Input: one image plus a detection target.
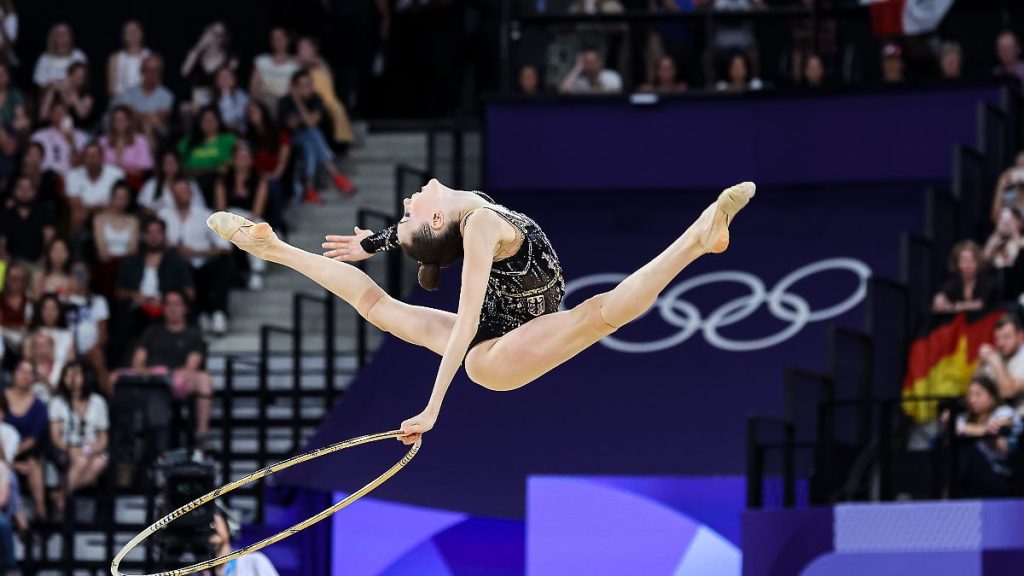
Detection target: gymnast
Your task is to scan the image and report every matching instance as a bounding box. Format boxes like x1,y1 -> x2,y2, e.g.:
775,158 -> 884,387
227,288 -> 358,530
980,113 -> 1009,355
207,179 -> 755,445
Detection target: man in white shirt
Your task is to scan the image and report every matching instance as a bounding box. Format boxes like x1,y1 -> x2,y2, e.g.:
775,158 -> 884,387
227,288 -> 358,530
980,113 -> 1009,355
65,142 -> 125,234
158,177 -> 233,335
559,49 -> 623,94
29,101 -> 88,178
978,313 -> 1024,414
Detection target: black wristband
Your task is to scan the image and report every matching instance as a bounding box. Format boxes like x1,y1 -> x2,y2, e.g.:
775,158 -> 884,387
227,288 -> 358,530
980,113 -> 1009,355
359,225 -> 400,253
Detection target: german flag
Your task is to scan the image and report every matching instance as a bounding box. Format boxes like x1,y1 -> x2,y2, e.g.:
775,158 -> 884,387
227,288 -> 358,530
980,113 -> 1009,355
902,311 -> 1003,422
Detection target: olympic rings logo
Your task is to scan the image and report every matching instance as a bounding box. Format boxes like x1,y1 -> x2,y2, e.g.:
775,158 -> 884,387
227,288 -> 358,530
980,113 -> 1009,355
563,258 -> 872,353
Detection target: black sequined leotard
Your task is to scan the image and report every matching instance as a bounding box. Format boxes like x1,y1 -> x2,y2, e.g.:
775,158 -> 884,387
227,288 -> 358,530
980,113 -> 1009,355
359,192 -> 565,349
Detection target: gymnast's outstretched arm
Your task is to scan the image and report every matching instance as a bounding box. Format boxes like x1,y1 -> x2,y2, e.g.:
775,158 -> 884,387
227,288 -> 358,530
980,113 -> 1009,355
396,210 -> 503,444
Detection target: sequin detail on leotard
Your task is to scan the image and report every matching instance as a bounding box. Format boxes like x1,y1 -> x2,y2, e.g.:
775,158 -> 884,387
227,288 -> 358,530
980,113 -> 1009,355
462,201 -> 565,349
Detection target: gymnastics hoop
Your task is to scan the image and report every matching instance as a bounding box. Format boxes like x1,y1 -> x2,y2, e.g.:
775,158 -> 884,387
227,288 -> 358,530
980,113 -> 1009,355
111,430 -> 421,576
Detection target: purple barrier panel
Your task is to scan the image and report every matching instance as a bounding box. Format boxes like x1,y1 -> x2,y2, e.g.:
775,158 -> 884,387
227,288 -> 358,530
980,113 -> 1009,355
485,85 -> 1003,191
330,494 -> 525,576
980,500 -> 1024,549
742,508 -> 833,576
982,550 -> 1024,576
526,476 -> 742,576
801,551 -> 980,576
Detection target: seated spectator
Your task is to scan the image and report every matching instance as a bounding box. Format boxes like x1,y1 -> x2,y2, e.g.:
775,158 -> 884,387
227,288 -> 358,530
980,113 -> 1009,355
715,53 -> 763,92
0,176 -> 56,264
48,361 -> 108,515
66,262 -> 110,391
65,143 -> 126,234
29,100 -> 89,178
992,151 -> 1024,222
106,20 -> 150,99
214,67 -> 248,134
5,360 -> 49,518
978,313 -> 1024,414
114,55 -> 174,145
0,263 -> 30,352
138,150 -> 207,214
32,22 -> 87,90
994,31 -> 1024,83
99,105 -> 155,178
518,65 -> 540,95
180,22 -> 238,110
0,0 -> 17,68
637,55 -> 687,93
802,54 -> 826,88
279,70 -> 355,202
15,143 -> 62,216
39,62 -> 95,129
215,144 -> 268,291
698,0 -> 762,83
296,36 -> 354,147
940,41 -> 963,80
950,375 -> 1020,497
178,106 -> 236,200
933,240 -> 995,313
0,62 -> 26,190
983,207 -> 1024,295
160,177 -> 233,334
0,393 -> 28,534
881,43 -> 905,84
120,291 -> 212,439
250,27 -> 298,115
244,101 -> 290,181
210,506 -> 280,576
0,395 -> 19,573
113,217 -> 194,359
243,101 -> 290,233
93,181 -> 139,265
28,293 -> 74,379
559,50 -> 623,94
32,238 -> 72,300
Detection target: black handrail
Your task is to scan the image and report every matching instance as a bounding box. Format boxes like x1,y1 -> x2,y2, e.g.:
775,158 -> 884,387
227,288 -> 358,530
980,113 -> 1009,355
258,325 -> 292,523
746,415 -> 797,509
356,208 -> 401,369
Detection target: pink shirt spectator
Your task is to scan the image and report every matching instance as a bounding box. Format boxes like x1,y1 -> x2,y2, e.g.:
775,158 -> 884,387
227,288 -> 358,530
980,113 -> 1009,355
30,127 -> 89,177
99,134 -> 154,174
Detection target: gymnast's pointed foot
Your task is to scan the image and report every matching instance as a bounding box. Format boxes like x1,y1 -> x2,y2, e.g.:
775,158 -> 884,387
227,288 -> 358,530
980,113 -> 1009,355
697,181 -> 756,254
207,212 -> 280,260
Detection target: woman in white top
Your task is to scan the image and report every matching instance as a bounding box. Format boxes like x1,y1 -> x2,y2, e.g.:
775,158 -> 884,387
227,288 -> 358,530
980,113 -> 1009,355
93,181 -> 140,262
250,27 -> 298,114
32,22 -> 87,88
49,361 -> 109,511
138,149 -> 207,213
107,20 -> 150,98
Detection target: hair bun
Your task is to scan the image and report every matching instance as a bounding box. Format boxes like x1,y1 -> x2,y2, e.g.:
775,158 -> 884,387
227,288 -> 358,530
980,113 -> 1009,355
418,263 -> 441,291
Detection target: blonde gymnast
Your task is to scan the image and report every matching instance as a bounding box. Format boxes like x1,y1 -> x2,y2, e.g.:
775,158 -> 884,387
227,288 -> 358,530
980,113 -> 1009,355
207,180 -> 755,445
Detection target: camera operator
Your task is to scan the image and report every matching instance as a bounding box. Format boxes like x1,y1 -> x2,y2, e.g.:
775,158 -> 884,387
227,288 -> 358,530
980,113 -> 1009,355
202,505 -> 279,576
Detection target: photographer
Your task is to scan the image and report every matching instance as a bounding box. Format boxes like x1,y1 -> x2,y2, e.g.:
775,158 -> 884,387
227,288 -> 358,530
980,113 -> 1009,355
204,506 -> 278,576
984,208 -> 1024,300
992,152 -> 1024,223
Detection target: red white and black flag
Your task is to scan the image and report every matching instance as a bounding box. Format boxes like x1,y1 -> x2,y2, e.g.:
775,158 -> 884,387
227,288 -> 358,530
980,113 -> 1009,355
868,0 -> 955,37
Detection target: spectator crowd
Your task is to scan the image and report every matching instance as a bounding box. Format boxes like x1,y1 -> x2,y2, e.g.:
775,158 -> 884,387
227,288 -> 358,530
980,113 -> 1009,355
0,5 -> 361,568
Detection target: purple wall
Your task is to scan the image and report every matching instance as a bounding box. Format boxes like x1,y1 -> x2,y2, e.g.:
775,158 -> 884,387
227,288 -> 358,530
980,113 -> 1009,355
485,85 -> 1003,191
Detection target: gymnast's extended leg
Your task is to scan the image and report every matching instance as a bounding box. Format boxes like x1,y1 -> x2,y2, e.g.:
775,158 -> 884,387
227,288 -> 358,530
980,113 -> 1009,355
466,182 -> 755,390
208,213 -> 456,355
